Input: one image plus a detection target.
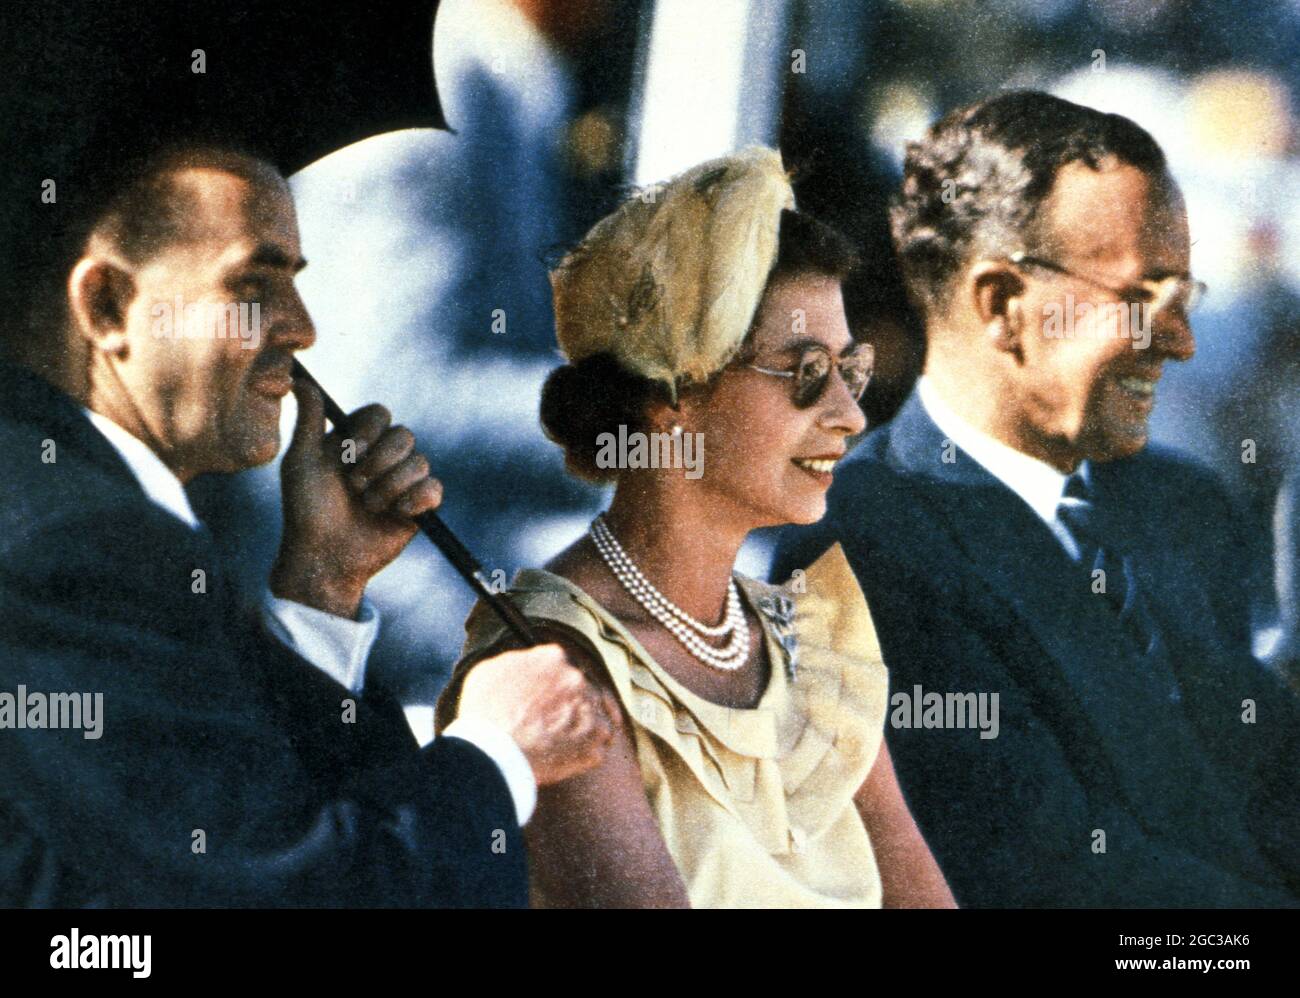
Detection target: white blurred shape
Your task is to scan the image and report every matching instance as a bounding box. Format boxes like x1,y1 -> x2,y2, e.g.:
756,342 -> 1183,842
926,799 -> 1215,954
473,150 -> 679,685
517,512 -> 602,567
634,0 -> 753,184
435,0 -> 570,133
404,704 -> 437,747
1051,66 -> 1190,173
868,82 -> 936,169
736,532 -> 774,581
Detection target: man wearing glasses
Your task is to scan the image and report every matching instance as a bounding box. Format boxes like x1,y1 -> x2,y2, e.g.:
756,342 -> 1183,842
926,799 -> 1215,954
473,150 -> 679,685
774,91 -> 1299,907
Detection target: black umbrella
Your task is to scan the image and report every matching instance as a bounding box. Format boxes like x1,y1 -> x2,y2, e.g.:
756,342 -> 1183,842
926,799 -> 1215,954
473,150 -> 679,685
4,0 -> 447,173
3,0 -> 538,644
4,0 -> 451,281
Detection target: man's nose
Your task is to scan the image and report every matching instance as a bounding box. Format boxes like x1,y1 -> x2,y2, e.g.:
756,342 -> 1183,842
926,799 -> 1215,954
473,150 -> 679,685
1152,307 -> 1195,363
267,286 -> 316,352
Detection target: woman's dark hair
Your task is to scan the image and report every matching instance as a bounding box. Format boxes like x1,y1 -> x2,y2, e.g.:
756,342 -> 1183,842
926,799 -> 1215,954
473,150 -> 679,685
767,207 -> 860,288
540,353 -> 672,482
540,208 -> 858,482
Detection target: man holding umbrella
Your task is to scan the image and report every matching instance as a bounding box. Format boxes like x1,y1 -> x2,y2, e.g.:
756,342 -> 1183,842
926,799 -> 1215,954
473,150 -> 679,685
0,1 -> 616,906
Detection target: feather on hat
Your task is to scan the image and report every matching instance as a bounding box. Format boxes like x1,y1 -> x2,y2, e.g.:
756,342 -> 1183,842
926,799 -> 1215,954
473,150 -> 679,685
550,146 -> 795,401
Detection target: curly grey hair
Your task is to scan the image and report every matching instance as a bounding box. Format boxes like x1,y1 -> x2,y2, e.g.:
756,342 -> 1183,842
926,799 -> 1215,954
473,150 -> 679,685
889,90 -> 1169,317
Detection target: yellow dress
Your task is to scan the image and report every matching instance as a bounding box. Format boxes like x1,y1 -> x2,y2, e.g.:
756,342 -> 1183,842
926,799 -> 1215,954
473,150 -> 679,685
439,543 -> 890,908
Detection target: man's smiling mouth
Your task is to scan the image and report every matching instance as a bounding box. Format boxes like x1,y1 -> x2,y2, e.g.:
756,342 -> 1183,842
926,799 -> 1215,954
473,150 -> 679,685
1116,375 -> 1156,398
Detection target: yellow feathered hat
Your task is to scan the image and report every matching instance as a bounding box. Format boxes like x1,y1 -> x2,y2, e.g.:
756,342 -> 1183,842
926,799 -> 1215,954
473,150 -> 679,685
550,146 -> 795,401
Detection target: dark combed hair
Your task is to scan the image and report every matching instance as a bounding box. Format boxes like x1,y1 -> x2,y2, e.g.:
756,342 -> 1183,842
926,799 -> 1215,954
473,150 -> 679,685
2,141 -> 269,355
889,90 -> 1168,316
541,207 -> 858,482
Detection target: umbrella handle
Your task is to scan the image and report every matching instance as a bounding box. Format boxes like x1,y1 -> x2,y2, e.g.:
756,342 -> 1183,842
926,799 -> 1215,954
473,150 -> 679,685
290,359 -> 539,647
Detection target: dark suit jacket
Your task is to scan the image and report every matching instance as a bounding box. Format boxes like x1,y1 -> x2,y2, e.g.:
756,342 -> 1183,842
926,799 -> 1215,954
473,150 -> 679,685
0,362 -> 527,907
773,392 -> 1300,908
1273,470 -> 1300,675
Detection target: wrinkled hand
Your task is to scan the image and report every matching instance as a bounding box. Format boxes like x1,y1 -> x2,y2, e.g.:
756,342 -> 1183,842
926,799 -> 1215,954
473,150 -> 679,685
270,379 -> 443,618
457,644 -> 621,786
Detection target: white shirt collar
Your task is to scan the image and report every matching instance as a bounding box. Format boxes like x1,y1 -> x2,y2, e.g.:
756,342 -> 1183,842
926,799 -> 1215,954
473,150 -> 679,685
81,408 -> 202,530
915,375 -> 1071,527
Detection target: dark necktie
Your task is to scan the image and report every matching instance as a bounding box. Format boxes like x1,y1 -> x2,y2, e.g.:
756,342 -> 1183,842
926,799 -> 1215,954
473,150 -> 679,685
1056,470 -> 1172,689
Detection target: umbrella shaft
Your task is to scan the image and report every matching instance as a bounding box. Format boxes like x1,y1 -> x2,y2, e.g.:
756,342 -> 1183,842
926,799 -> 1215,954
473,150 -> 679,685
291,360 -> 538,647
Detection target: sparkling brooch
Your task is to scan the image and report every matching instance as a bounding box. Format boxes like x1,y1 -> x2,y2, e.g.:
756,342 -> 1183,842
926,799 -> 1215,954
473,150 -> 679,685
756,593 -> 799,682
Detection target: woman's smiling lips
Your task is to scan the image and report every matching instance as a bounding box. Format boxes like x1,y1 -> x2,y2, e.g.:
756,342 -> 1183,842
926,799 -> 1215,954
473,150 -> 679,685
792,452 -> 843,486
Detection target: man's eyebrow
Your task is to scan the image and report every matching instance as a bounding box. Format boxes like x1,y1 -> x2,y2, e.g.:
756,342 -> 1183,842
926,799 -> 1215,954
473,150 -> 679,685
776,337 -> 861,357
245,243 -> 308,272
1141,266 -> 1192,281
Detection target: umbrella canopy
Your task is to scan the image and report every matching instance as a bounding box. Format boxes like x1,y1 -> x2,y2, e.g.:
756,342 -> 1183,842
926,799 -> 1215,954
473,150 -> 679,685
2,0 -> 446,277
4,0 -> 446,175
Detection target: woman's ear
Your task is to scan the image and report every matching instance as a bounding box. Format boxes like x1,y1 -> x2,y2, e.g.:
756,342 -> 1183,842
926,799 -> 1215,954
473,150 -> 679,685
67,253 -> 136,358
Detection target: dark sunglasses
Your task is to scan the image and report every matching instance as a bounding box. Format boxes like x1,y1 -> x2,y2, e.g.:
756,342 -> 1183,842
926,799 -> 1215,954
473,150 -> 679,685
747,343 -> 874,409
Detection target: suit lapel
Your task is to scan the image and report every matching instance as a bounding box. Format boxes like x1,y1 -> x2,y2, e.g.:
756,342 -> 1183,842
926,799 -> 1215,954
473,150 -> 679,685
881,393 -> 1215,827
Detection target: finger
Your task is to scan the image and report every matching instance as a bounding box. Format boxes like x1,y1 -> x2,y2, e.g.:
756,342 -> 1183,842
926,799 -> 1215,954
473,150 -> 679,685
590,709 -> 613,744
585,732 -> 611,767
482,643 -> 562,676
288,378 -> 325,454
393,476 -> 444,518
349,425 -> 415,491
559,665 -> 587,691
360,452 -> 431,512
476,645 -> 529,672
332,404 -> 392,462
600,690 -> 623,727
571,699 -> 593,731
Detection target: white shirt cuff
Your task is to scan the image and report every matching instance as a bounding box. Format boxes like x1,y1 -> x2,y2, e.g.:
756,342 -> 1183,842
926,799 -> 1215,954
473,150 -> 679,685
443,717 -> 538,827
260,590 -> 380,695
260,595 -> 536,825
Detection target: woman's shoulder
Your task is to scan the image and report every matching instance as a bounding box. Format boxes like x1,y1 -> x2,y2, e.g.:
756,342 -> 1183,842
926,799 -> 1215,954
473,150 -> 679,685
464,565 -> 618,650
438,564 -> 636,731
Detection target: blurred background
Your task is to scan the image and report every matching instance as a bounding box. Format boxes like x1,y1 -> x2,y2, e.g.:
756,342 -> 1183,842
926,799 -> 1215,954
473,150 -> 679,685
192,0 -> 1300,707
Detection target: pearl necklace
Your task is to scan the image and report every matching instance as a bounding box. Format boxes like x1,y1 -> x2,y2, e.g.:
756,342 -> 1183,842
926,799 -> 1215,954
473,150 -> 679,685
589,515 -> 750,671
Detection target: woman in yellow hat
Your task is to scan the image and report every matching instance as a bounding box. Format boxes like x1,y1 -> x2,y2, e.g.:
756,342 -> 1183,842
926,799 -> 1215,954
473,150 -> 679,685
438,147 -> 954,908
